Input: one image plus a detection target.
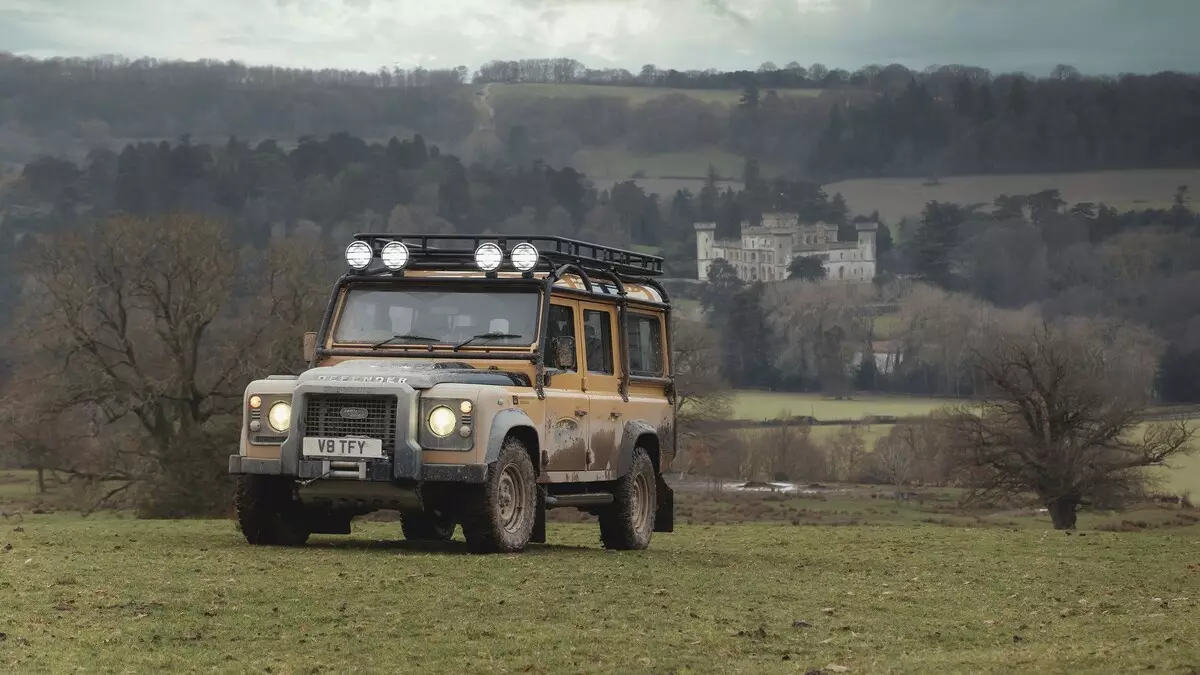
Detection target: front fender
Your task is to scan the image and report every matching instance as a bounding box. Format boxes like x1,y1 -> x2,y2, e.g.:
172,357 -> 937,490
484,408 -> 538,464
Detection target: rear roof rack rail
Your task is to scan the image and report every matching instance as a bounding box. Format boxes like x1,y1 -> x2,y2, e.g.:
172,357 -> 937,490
351,233 -> 664,278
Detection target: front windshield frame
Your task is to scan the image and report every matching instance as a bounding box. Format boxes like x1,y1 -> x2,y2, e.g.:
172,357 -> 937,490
328,281 -> 544,351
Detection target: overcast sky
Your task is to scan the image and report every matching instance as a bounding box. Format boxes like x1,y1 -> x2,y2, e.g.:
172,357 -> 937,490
3,0 -> 1198,76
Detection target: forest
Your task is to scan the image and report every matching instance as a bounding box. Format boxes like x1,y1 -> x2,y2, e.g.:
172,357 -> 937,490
2,53 -> 1199,181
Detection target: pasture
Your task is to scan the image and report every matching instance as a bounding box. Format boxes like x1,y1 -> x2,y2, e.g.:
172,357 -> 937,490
825,169 -> 1200,226
1,502 -> 1197,674
726,391 -> 1200,495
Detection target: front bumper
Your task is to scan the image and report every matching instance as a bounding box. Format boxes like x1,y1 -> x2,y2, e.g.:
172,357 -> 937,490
229,455 -> 488,483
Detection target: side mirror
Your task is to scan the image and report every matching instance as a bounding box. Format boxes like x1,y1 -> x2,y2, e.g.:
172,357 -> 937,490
303,332 -> 317,363
550,336 -> 576,370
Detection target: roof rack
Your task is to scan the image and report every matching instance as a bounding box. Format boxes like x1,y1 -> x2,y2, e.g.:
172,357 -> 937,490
350,233 -> 664,277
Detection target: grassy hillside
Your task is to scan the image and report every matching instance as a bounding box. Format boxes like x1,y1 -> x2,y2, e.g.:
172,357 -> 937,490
826,169 -> 1200,225
1,513 -> 1196,673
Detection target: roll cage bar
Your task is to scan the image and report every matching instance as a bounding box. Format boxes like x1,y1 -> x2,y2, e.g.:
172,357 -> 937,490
309,233 -> 675,406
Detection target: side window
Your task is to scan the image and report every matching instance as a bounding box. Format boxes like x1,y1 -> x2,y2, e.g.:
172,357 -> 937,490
582,309 -> 614,375
545,304 -> 576,372
627,313 -> 664,377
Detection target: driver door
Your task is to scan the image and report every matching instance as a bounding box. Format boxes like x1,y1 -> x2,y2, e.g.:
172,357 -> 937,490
542,300 -> 588,476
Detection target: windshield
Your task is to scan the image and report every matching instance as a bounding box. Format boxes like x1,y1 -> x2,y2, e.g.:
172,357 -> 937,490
333,286 -> 540,348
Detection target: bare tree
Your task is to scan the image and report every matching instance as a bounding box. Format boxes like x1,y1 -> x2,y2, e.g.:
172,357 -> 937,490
825,426 -> 868,482
872,428 -> 916,501
7,214 -> 332,515
763,281 -> 877,396
943,316 -> 1195,529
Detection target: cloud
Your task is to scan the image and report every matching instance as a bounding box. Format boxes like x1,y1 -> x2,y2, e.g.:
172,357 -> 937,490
1,0 -> 1197,75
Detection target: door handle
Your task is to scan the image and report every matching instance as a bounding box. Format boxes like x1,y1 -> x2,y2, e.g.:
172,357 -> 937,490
575,409 -> 588,417
610,411 -> 622,419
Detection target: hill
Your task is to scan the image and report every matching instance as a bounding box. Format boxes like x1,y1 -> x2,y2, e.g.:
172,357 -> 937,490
826,169 -> 1200,225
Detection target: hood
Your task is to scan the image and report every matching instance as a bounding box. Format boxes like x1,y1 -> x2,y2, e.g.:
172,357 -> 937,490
300,358 -> 531,389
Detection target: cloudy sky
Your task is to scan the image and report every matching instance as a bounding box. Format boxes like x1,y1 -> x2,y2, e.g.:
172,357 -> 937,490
3,0 -> 1197,76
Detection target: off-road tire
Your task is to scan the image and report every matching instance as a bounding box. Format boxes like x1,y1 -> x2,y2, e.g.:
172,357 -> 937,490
598,446 -> 656,550
234,475 -> 310,546
460,436 -> 537,554
400,512 -> 457,541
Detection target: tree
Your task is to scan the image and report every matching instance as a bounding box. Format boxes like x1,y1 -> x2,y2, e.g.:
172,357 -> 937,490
787,255 -> 827,281
944,316 -> 1194,530
10,214 -> 331,516
701,258 -> 743,316
872,428 -> 916,501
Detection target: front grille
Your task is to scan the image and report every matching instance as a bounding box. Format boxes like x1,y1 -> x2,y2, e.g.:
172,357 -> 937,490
303,394 -> 398,453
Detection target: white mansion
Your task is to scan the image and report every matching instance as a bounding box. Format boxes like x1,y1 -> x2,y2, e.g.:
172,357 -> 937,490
694,213 -> 878,283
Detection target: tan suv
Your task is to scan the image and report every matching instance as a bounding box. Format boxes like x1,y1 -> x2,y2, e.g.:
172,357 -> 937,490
228,234 -> 676,553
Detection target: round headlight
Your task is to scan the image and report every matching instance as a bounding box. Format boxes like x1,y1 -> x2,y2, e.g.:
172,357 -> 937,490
474,242 -> 503,272
510,243 -> 538,272
345,241 -> 372,270
267,401 -> 292,433
428,405 -> 457,438
381,241 -> 409,270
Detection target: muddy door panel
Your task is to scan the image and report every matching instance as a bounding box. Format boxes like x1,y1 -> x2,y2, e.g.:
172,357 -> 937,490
542,300 -> 589,474
580,302 -> 621,476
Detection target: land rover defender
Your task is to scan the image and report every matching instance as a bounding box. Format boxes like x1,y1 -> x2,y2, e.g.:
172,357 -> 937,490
228,234 -> 676,553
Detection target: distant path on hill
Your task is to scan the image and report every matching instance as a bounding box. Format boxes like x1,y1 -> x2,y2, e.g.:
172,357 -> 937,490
477,82 -> 495,131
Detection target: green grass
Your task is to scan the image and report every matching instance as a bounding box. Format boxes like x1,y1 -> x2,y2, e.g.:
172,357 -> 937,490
825,169 -> 1200,226
731,391 -> 962,422
570,146 -> 748,183
2,514 -> 1197,673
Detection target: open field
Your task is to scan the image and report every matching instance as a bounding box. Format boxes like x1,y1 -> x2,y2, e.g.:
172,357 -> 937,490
1,508 -> 1197,674
826,169 -> 1200,226
725,391 -> 1200,495
568,146 -> 756,192
481,83 -> 827,107
730,391 -> 962,422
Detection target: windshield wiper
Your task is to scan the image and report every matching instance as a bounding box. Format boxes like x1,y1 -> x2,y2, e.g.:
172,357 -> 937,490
454,332 -> 523,351
372,334 -> 440,349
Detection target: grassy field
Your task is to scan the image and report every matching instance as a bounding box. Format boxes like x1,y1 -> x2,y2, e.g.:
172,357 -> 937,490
726,391 -> 1200,495
826,169 -> 1200,226
568,146 -> 757,193
482,83 -> 827,107
1,508 -> 1197,674
730,391 -> 961,422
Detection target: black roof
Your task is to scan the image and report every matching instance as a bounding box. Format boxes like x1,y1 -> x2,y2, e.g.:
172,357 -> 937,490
350,233 -> 664,277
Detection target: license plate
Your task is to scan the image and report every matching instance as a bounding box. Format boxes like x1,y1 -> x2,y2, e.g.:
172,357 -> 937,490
302,437 -> 384,459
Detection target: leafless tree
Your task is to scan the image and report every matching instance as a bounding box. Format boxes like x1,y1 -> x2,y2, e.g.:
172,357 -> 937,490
763,281 -> 877,396
943,315 -> 1195,529
872,428 -> 916,501
6,214 -> 332,516
670,315 -> 734,477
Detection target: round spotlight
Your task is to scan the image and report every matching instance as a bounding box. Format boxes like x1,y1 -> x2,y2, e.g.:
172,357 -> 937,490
474,242 -> 503,272
249,395 -> 262,410
381,241 -> 410,270
510,243 -> 538,272
459,400 -> 473,414
345,241 -> 373,270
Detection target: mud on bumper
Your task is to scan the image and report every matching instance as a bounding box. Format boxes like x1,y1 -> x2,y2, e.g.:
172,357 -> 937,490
228,455 -> 488,483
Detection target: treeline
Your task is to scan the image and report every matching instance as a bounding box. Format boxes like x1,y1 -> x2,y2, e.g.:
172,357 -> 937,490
696,186 -> 1200,402
497,70 -> 1200,178
474,58 -> 990,93
0,53 -> 476,164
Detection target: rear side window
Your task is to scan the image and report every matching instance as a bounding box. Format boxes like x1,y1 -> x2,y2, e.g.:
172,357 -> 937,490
627,313 -> 664,377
